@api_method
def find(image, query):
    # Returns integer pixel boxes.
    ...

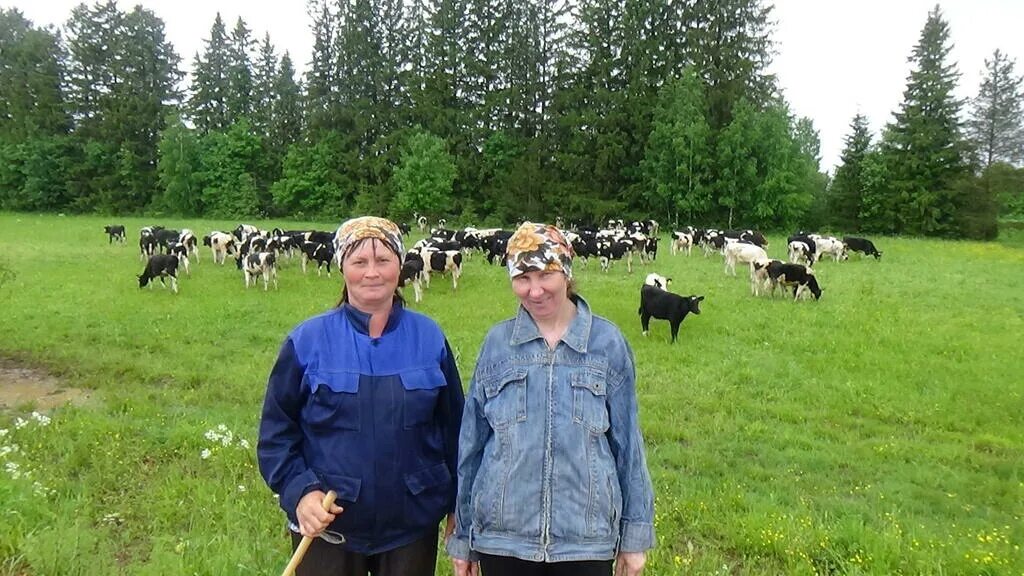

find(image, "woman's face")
[511,269,571,323]
[342,239,401,310]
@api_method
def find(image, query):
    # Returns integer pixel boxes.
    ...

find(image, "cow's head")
[688,295,705,314]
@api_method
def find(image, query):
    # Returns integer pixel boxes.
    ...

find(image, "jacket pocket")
[400,366,446,429]
[480,366,528,429]
[315,471,363,533]
[305,371,361,431]
[403,462,453,528]
[571,368,609,433]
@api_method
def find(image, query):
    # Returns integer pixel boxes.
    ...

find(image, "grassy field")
[0,212,1022,575]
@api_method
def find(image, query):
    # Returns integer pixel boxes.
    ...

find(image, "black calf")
[638,284,704,343]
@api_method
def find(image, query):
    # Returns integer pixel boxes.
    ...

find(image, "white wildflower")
[5,461,21,479]
[217,424,228,432]
[31,412,51,426]
[204,430,219,442]
[200,448,211,460]
[13,418,27,430]
[0,429,8,438]
[238,439,251,450]
[237,485,247,493]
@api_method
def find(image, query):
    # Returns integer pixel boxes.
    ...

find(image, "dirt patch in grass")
[0,356,91,411]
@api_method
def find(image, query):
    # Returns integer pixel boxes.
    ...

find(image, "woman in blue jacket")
[447,223,655,576]
[259,216,464,576]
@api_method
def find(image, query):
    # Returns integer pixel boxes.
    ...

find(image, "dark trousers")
[479,553,613,576]
[289,531,439,576]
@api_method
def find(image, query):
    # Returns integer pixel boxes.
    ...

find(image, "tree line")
[0,1,1021,238]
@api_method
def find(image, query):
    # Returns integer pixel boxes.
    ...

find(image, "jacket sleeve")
[445,360,489,562]
[606,337,656,552]
[437,338,465,512]
[258,337,320,524]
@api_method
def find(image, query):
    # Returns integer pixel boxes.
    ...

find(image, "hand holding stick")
[280,490,338,576]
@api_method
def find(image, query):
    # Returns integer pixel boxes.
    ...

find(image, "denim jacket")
[447,296,654,562]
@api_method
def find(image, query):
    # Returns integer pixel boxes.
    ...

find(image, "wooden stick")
[280,490,338,576]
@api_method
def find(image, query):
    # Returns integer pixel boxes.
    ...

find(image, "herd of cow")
[106,219,882,343]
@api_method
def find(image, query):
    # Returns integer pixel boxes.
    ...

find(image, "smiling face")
[511,269,572,323]
[342,238,401,312]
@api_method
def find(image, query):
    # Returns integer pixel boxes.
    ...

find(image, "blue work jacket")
[258,302,464,554]
[447,296,655,563]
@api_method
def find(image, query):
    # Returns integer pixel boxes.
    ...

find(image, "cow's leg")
[413,279,422,303]
[640,313,651,336]
[670,320,680,343]
[170,275,178,294]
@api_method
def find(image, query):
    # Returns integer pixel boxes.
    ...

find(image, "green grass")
[0,212,1022,575]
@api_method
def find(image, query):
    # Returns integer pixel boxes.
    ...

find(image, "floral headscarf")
[334,216,405,261]
[505,222,574,279]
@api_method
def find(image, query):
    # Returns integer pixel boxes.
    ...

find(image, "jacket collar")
[510,295,592,353]
[341,299,404,336]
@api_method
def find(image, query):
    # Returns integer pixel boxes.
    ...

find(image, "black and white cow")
[787,240,815,267]
[723,241,768,277]
[104,225,126,244]
[843,236,882,260]
[398,256,425,303]
[179,229,200,263]
[638,284,704,343]
[765,261,822,300]
[243,252,278,291]
[300,242,335,277]
[203,231,238,265]
[670,231,693,256]
[139,226,160,259]
[815,236,848,262]
[166,242,191,277]
[153,228,181,254]
[644,273,672,290]
[414,248,463,291]
[138,254,179,294]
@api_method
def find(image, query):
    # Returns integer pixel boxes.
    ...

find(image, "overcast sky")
[7,0,1024,173]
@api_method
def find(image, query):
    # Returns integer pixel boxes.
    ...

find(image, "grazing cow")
[203,231,238,265]
[638,284,704,343]
[765,261,822,300]
[843,236,882,260]
[788,240,815,266]
[723,242,768,277]
[138,254,179,294]
[300,242,334,277]
[417,215,428,232]
[104,225,126,244]
[644,273,672,290]
[670,231,693,256]
[153,228,180,253]
[398,257,425,303]
[243,252,278,291]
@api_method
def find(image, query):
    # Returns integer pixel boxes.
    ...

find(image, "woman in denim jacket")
[447,223,654,576]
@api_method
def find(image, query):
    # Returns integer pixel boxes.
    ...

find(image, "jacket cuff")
[445,535,478,561]
[281,469,321,521]
[619,521,655,552]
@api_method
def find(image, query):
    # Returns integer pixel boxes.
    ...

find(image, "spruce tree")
[877,5,971,236]
[967,49,1024,169]
[189,14,230,134]
[829,113,873,231]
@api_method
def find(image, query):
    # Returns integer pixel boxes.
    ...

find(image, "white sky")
[7,0,1024,173]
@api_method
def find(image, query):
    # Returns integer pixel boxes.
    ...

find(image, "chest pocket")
[401,367,446,429]
[481,366,528,429]
[305,371,361,432]
[571,368,609,433]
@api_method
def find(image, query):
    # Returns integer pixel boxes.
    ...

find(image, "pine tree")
[967,49,1024,169]
[305,1,336,135]
[877,5,971,236]
[251,33,277,139]
[829,113,873,231]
